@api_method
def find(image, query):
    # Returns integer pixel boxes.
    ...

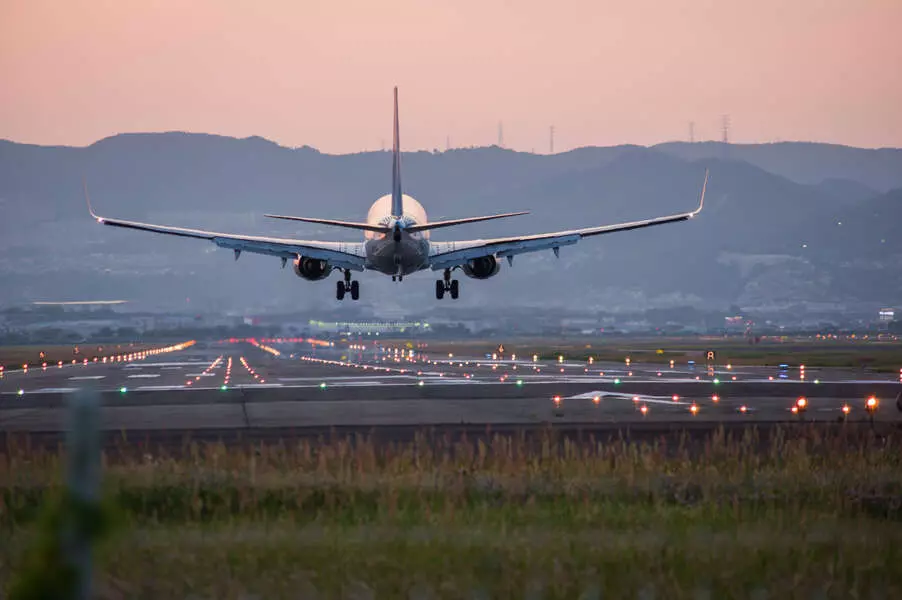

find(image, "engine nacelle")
[293,256,332,281]
[461,255,501,279]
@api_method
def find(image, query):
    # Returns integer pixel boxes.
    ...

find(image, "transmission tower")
[721,115,731,158]
[498,121,504,147]
[689,121,695,143]
[549,125,555,154]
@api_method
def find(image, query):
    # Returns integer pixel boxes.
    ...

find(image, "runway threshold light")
[640,405,648,416]
[865,396,878,414]
[796,397,808,414]
[119,387,127,394]
[690,404,699,415]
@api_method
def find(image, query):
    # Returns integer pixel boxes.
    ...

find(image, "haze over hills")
[1,134,900,316]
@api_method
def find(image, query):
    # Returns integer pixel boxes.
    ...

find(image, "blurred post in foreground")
[64,388,102,600]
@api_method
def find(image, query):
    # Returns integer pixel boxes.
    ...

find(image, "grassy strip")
[2,427,902,596]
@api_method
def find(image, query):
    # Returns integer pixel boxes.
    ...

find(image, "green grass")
[3,427,902,597]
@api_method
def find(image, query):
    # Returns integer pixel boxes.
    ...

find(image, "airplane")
[86,87,707,301]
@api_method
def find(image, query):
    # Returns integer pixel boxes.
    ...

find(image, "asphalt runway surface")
[2,341,901,446]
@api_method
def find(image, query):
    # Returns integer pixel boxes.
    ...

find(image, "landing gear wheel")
[336,280,345,300]
[435,280,445,300]
[449,279,459,299]
[350,280,360,300]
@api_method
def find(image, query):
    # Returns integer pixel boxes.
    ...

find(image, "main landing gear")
[435,269,459,300]
[336,270,359,301]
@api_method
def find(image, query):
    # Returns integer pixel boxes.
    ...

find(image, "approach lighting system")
[796,397,808,415]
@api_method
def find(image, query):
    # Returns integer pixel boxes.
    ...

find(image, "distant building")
[878,308,896,323]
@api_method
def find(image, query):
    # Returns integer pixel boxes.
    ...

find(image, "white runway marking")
[237,383,284,388]
[33,388,78,393]
[185,373,215,377]
[127,374,161,379]
[278,375,417,382]
[565,390,685,405]
[135,385,186,391]
[68,376,106,380]
[138,362,208,368]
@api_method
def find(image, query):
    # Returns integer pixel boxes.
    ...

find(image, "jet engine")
[461,255,501,279]
[293,256,332,281]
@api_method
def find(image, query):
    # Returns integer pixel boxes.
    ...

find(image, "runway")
[1,341,900,443]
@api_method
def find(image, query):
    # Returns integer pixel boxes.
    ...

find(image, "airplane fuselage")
[363,193,431,276]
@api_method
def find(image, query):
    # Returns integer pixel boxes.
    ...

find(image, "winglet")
[690,169,708,217]
[83,178,103,223]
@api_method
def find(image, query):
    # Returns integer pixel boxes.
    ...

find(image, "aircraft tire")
[450,279,459,299]
[350,280,360,300]
[435,280,445,300]
[336,281,345,301]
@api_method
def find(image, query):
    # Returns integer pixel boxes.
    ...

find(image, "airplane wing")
[85,185,366,271]
[428,170,707,272]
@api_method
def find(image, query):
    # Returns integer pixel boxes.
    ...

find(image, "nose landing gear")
[435,269,459,300]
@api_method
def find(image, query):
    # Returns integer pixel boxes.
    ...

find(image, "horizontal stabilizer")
[407,211,529,233]
[264,214,390,233]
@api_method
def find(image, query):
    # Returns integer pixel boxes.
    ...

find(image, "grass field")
[422,337,902,373]
[2,426,902,598]
[0,342,192,372]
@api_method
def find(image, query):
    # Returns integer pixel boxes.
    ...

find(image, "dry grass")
[2,426,902,598]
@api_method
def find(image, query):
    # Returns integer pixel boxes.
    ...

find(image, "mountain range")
[1,134,900,316]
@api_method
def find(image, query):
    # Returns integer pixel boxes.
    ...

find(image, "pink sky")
[2,0,901,152]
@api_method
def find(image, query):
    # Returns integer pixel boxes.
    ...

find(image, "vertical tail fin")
[391,86,403,217]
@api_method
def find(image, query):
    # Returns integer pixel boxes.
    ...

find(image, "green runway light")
[221,385,228,391]
[418,380,425,386]
[713,378,720,384]
[614,378,621,384]
[319,382,327,389]
[119,387,127,393]
[17,389,24,396]
[516,379,523,386]
[814,379,820,384]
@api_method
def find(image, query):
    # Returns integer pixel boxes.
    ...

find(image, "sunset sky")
[2,0,900,152]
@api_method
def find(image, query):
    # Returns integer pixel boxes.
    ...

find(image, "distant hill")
[655,141,902,192]
[1,134,900,313]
